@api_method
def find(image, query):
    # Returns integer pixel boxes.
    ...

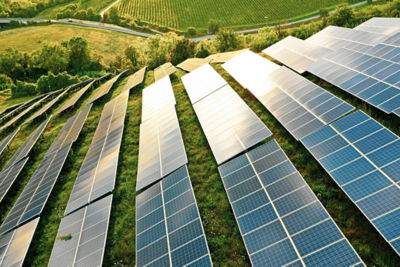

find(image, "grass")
[118,0,355,30]
[0,89,35,111]
[35,0,116,18]
[0,61,399,267]
[0,24,141,65]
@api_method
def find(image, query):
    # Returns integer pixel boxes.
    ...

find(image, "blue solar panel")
[301,110,400,256]
[136,165,212,266]
[218,140,363,266]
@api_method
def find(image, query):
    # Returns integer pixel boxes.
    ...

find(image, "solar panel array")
[183,63,272,164]
[0,217,39,267]
[263,36,333,73]
[136,166,212,266]
[355,17,400,35]
[154,62,178,81]
[301,110,400,255]
[141,76,176,122]
[88,70,128,103]
[137,106,188,191]
[57,75,110,114]
[64,91,129,215]
[0,106,91,235]
[0,94,45,122]
[177,58,211,72]
[0,128,19,156]
[0,158,29,203]
[49,195,113,267]
[122,67,147,91]
[0,94,50,132]
[206,49,248,63]
[223,50,354,140]
[0,103,22,117]
[219,140,364,266]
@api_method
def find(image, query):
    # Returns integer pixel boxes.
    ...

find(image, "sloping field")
[35,0,115,18]
[118,0,349,30]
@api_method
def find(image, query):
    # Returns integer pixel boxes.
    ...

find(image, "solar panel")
[0,128,19,157]
[64,91,128,215]
[181,64,228,104]
[122,67,147,91]
[88,70,128,103]
[223,50,354,140]
[6,118,50,168]
[355,17,400,35]
[0,94,50,132]
[48,195,112,267]
[206,49,248,63]
[57,75,110,114]
[0,107,90,235]
[263,36,333,74]
[192,83,272,164]
[136,106,188,191]
[141,76,176,122]
[136,166,212,266]
[154,62,178,81]
[218,140,364,266]
[0,94,45,122]
[46,105,91,157]
[0,103,23,117]
[0,158,28,203]
[177,58,211,72]
[0,217,39,267]
[301,110,400,256]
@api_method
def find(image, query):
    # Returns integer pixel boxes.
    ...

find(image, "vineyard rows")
[118,0,348,30]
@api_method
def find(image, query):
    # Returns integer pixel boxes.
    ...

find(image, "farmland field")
[35,0,115,18]
[118,0,351,30]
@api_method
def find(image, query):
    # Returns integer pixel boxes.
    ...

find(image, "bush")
[208,19,221,34]
[12,81,37,98]
[187,27,197,36]
[36,72,79,94]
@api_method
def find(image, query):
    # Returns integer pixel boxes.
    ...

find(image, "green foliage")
[208,19,221,34]
[57,233,72,240]
[187,26,197,36]
[12,80,36,98]
[0,48,30,81]
[320,7,330,17]
[124,45,140,68]
[36,71,79,94]
[329,5,355,26]
[62,37,92,72]
[0,74,14,91]
[169,38,195,65]
[215,29,243,52]
[34,43,69,74]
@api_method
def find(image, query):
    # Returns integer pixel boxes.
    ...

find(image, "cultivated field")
[35,0,115,18]
[118,0,349,30]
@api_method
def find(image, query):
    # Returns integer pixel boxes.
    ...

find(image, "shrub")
[12,80,37,98]
[187,27,197,36]
[36,71,79,94]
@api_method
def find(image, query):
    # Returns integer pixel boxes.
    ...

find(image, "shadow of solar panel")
[122,67,147,92]
[301,110,400,256]
[136,106,187,191]
[192,84,272,164]
[0,157,28,203]
[6,118,50,168]
[0,128,19,157]
[46,105,91,157]
[49,195,112,267]
[0,217,39,267]
[141,76,176,123]
[88,70,128,104]
[64,91,128,215]
[181,64,227,104]
[136,166,212,267]
[218,140,364,266]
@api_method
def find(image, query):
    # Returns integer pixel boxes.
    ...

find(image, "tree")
[208,19,221,34]
[329,5,355,26]
[108,6,120,25]
[63,37,91,71]
[320,8,329,18]
[187,27,196,36]
[169,38,195,65]
[215,29,241,52]
[125,45,140,67]
[36,71,79,94]
[12,81,36,98]
[35,43,69,74]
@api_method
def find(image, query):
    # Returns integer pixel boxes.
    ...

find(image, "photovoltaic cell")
[0,158,28,203]
[122,67,146,91]
[192,84,272,164]
[355,17,400,35]
[136,166,212,266]
[0,128,19,157]
[177,58,211,72]
[88,70,128,103]
[154,62,178,81]
[141,76,176,123]
[206,49,247,63]
[263,36,332,74]
[136,105,187,191]
[0,217,39,267]
[218,140,364,267]
[181,64,228,104]
[301,110,400,256]
[49,195,112,267]
[0,103,22,117]
[0,94,45,122]
[223,50,354,140]
[64,91,128,215]
[0,107,91,235]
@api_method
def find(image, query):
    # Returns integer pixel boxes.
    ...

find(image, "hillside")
[0,24,141,65]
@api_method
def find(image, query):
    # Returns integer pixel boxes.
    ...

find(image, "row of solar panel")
[137,76,188,191]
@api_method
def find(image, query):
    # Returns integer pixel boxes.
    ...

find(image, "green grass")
[118,0,354,30]
[1,61,399,267]
[0,24,141,65]
[35,0,116,18]
[0,89,35,111]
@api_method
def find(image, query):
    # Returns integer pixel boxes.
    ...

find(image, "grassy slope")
[0,63,399,267]
[0,89,35,111]
[118,0,350,30]
[35,0,116,18]
[0,24,140,65]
